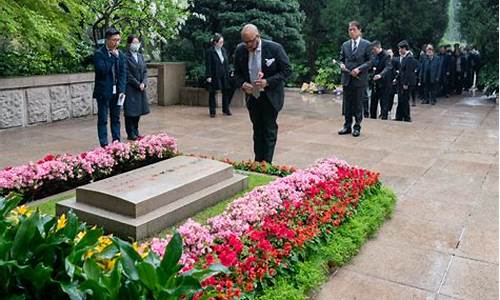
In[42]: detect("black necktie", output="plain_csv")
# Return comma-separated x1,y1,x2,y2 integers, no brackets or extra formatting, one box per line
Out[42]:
352,40,358,53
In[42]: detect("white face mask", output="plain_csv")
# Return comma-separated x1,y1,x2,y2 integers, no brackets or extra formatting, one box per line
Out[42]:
130,43,141,52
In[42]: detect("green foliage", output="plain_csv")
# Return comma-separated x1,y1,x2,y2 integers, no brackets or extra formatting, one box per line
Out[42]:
313,57,341,91
256,185,397,299
0,0,192,77
0,193,226,299
458,0,499,94
162,0,305,83
299,0,449,84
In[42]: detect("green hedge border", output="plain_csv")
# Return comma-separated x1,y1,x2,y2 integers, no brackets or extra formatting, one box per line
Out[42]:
255,184,397,300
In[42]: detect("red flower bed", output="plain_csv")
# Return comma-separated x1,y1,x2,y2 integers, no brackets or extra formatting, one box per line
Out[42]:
191,166,379,299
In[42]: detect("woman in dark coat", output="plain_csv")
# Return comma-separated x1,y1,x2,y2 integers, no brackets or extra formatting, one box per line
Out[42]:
205,33,232,117
124,35,150,140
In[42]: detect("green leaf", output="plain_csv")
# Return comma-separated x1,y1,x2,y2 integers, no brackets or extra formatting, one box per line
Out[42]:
20,263,53,290
159,232,182,278
137,261,158,291
111,237,141,281
11,214,37,261
61,281,86,300
83,259,101,282
75,227,102,249
0,194,21,217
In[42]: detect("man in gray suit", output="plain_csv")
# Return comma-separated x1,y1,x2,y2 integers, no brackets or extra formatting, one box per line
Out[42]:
338,21,372,137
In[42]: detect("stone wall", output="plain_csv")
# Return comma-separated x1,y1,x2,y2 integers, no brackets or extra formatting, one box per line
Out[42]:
0,66,163,129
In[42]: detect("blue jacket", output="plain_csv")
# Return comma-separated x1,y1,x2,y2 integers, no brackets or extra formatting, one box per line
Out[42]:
93,46,127,99
419,55,442,83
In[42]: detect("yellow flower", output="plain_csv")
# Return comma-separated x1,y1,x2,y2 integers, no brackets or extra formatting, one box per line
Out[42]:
133,242,149,259
84,249,95,259
56,214,67,231
15,205,30,216
75,231,86,243
97,258,117,271
95,235,113,253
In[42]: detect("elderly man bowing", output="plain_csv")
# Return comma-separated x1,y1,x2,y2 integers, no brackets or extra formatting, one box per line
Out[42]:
234,24,292,163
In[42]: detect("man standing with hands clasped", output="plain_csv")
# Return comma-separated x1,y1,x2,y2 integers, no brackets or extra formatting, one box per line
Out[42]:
93,27,127,147
234,24,292,163
337,21,372,137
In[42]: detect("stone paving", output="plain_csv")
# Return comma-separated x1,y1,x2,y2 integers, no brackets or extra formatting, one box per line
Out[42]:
0,91,498,299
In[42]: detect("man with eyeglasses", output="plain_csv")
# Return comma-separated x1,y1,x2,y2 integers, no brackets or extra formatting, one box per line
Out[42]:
93,27,127,147
234,24,292,163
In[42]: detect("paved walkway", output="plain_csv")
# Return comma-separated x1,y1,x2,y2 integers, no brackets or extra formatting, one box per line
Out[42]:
0,91,498,299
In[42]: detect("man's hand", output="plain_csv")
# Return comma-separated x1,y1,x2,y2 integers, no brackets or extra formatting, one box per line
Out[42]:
110,49,119,57
206,77,212,83
242,82,253,94
255,78,267,89
373,74,382,81
340,63,348,72
351,68,360,77
139,83,145,91
403,85,409,90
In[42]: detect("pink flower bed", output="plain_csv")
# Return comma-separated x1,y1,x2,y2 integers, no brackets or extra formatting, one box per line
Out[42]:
147,157,351,265
0,133,177,203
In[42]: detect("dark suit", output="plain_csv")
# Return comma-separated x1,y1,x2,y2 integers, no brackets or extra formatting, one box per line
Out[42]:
339,38,372,131
234,39,292,163
125,50,150,139
93,46,126,147
419,55,441,104
205,46,231,115
369,50,392,119
396,52,417,121
438,52,451,96
387,56,400,114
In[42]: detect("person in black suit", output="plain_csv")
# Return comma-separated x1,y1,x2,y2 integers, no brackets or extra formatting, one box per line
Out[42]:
452,44,466,95
438,45,451,97
205,33,232,117
124,35,150,140
369,40,392,119
93,28,127,147
337,21,372,137
234,24,292,163
395,40,417,122
419,44,441,105
386,49,399,118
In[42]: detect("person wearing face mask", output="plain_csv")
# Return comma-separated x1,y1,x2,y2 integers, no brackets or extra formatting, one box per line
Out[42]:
205,33,232,117
124,35,150,141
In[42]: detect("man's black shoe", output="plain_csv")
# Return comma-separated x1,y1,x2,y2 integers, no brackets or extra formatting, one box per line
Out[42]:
421,100,429,104
223,111,232,116
338,128,352,135
352,129,360,137
381,115,388,120
210,114,215,118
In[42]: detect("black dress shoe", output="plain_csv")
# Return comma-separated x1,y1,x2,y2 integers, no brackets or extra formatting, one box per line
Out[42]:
127,136,137,141
210,114,215,118
223,111,232,116
338,128,352,135
421,100,429,104
381,115,388,120
431,101,436,105
411,102,416,107
352,129,360,137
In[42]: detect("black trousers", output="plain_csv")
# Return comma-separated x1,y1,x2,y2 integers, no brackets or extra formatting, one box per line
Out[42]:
247,95,279,163
125,116,140,139
424,79,438,103
209,89,232,115
439,74,449,96
343,84,363,130
362,87,369,117
396,86,412,121
387,84,397,114
370,83,390,119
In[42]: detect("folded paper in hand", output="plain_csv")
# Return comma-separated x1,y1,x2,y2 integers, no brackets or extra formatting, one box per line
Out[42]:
117,93,126,106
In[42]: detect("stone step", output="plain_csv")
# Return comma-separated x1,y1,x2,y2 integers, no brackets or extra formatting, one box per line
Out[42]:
57,174,248,240
76,156,233,218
